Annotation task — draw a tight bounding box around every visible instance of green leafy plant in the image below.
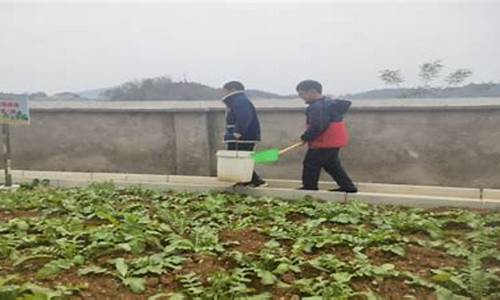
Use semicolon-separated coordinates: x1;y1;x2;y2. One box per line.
1;184;497;298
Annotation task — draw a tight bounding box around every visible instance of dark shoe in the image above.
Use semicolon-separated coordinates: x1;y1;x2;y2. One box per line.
297;187;318;191
329;187;358;193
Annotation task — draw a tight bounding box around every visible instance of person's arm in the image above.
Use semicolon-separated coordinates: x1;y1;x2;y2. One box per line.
232;100;253;138
300;102;330;142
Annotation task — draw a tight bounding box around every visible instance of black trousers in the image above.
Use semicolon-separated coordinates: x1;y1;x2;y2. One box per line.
302;148;356;190
226;142;264;184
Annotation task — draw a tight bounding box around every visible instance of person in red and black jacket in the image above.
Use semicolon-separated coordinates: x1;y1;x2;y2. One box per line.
222;81;267;187
296;80;357;193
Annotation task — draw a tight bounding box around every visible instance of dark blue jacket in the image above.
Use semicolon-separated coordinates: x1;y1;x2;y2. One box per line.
222;91;261;143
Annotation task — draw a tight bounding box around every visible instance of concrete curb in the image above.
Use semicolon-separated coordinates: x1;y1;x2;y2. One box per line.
3;170;500;209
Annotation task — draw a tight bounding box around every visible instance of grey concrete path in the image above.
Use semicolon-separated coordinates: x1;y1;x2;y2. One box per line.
3;170;499;209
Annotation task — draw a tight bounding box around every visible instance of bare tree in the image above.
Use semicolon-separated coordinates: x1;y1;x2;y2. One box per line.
419;60;444;88
378;69;405;97
378;69;405;88
445;68;473;87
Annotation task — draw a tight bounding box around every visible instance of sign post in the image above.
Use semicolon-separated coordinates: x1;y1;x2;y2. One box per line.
2;124;12;186
0;97;30;188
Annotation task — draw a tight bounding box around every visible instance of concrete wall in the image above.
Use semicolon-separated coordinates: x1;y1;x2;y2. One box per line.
11;111;177;174
5;98;500;188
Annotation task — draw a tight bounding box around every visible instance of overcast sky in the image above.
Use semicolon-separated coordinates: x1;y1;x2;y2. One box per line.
1;0;499;95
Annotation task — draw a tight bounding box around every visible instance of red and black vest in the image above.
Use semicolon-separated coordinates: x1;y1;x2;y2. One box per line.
302;98;351;149
309;121;349;149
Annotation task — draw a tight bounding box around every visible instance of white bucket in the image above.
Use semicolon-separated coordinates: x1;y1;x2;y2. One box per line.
216;150;255;182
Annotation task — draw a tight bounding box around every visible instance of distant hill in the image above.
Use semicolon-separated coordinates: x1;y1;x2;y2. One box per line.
0;93;25;100
5;81;500;102
0;92;49;101
246;89;294;99
344;82;500;99
102;78;221;100
78;88;108;100
97;77;292;100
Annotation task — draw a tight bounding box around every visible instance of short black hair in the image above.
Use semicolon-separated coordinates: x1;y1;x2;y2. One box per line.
296;80;322;94
223;81;245;91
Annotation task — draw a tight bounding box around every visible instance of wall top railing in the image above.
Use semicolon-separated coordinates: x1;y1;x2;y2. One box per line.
29;98;500;113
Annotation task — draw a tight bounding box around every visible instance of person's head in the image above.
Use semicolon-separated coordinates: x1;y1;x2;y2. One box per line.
296;80;323;103
222;81;245;96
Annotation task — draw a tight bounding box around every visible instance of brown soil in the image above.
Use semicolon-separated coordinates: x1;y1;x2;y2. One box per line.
3;195;495;299
331;245;355;259
442;221;472;231
56;273;153;300
1;266;160;300
482;256;500;269
220;228;268;253
351;277;437;300
367;245;466;278
0;236;478;299
180;253;224;283
83;218;110;226
0;209;39;221
286;212;308;223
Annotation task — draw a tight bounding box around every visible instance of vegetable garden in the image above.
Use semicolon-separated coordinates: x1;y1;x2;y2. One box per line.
0;181;499;299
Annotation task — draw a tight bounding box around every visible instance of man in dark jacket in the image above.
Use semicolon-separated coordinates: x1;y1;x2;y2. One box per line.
296;80;357;192
222;81;267;187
